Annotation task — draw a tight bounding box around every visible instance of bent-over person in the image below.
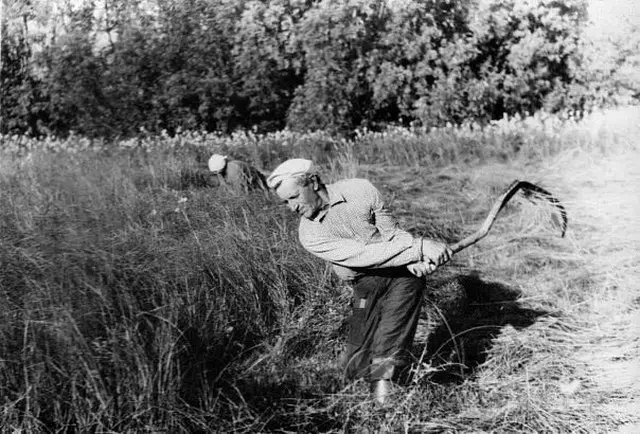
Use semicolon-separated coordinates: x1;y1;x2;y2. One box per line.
267;158;451;406
208;154;269;193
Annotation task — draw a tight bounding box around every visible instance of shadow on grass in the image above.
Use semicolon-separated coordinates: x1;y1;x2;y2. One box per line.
231;373;347;433
416;273;550;384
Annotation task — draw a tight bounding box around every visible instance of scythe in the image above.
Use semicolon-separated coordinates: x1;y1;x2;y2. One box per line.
448;180;568;254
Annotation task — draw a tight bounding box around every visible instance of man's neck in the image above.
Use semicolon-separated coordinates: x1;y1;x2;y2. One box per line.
318;186;330;209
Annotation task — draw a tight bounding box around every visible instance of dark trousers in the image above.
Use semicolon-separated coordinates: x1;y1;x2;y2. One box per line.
343;268;425;382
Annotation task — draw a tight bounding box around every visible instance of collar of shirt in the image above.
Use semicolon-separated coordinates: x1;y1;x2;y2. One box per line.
313;183;346;222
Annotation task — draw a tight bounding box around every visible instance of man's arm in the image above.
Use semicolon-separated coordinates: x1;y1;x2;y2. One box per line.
301;231;423;269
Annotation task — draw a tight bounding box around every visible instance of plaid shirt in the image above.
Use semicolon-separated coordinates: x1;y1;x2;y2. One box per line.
299;178;422;280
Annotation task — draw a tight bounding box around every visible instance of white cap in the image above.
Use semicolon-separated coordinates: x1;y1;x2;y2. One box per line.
267;158;316;189
208;154;228;173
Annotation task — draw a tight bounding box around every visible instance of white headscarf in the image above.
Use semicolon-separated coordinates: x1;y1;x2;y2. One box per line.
267;158;316;189
208;154;228;173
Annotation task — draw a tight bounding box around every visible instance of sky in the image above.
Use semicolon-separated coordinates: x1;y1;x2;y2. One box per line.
586;0;640;37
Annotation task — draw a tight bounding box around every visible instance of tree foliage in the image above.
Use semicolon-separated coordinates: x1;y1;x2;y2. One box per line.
1;0;635;138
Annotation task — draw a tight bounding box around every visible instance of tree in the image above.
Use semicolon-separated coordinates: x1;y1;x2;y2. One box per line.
232;0;305;132
1;0;49;135
464;0;588;116
285;0;385;132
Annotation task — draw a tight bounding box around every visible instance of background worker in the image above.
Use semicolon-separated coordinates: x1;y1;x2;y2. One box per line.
267;158;451;406
208;154;269;193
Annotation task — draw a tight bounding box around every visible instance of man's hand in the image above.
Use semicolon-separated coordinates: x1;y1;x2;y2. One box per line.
407;261;436;277
421;239;453;267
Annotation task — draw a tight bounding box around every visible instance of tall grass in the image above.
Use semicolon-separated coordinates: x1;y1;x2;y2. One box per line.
1;106;638;432
0;151;338;431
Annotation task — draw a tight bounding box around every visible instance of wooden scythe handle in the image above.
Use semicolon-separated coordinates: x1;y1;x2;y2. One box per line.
448;180;568;254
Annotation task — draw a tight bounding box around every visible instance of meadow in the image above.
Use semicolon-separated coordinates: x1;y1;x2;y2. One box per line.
1;107;638;433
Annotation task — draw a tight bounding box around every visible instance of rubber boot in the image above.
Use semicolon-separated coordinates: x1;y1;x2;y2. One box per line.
371;379;393;406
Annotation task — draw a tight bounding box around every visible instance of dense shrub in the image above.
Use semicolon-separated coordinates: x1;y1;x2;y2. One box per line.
1;0;637;139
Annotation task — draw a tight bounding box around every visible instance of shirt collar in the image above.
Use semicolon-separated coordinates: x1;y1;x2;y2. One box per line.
314;183;345;222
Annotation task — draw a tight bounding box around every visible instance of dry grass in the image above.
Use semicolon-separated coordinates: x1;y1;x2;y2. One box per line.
0;107;638;433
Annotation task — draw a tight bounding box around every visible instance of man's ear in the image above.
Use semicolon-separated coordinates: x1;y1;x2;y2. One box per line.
311;174;322;191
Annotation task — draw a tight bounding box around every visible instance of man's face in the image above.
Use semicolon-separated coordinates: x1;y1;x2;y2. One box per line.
275;176;323;219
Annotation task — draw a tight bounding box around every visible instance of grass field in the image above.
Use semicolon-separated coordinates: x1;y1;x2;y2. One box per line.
1;107;638;433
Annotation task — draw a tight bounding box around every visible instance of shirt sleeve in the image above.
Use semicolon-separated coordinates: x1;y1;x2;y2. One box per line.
302;233;423;269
